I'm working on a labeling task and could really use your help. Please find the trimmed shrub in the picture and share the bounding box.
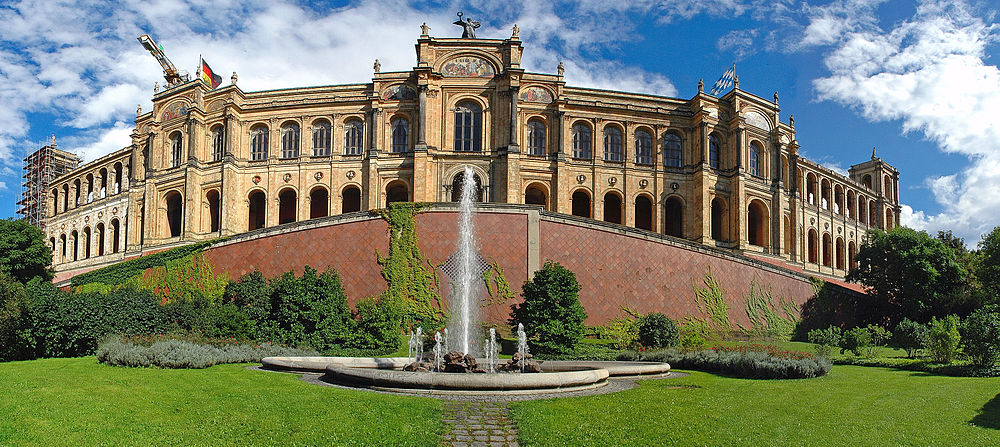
[839,326,872,357]
[891,319,928,358]
[807,326,842,358]
[96,335,317,369]
[510,261,588,354]
[536,342,621,361]
[345,296,404,353]
[638,313,679,348]
[679,326,707,349]
[961,307,1000,367]
[598,316,639,350]
[623,347,831,379]
[926,315,961,363]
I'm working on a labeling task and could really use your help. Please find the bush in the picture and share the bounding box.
[510,261,588,354]
[961,307,1000,367]
[866,324,892,357]
[96,335,317,368]
[0,272,34,361]
[535,342,622,361]
[679,326,707,349]
[623,347,831,379]
[926,315,961,363]
[598,316,639,350]
[638,313,679,348]
[807,326,842,358]
[345,296,404,353]
[839,326,873,357]
[891,319,928,358]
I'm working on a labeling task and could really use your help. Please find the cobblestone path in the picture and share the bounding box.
[441,400,519,447]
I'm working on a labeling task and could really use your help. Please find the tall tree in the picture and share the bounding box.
[847,227,968,325]
[976,226,1000,307]
[0,218,53,283]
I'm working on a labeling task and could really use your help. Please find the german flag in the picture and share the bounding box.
[199,56,222,89]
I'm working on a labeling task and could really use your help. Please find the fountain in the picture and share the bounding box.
[260,165,671,393]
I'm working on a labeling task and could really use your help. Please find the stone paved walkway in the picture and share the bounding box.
[441,400,519,447]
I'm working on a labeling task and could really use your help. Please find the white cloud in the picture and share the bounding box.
[0,0,687,171]
[807,0,1000,244]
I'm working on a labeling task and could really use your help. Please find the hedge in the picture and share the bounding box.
[621,347,832,379]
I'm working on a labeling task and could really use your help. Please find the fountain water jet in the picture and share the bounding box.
[448,166,482,355]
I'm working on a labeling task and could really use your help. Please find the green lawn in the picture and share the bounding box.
[0,357,441,446]
[511,365,1000,446]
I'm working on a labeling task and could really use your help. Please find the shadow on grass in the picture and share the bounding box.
[971,393,1000,430]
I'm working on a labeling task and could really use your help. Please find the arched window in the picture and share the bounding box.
[454,101,482,152]
[280,122,300,159]
[748,200,769,247]
[783,215,791,254]
[450,171,483,202]
[862,174,872,189]
[342,186,361,213]
[886,209,894,230]
[170,132,183,167]
[836,238,845,270]
[749,142,762,177]
[82,227,91,259]
[62,184,69,211]
[278,188,297,224]
[603,126,623,162]
[98,168,107,198]
[806,173,817,205]
[391,118,409,153]
[709,135,721,169]
[386,181,409,204]
[711,198,725,241]
[665,197,683,237]
[312,120,331,156]
[571,123,592,159]
[165,191,183,238]
[664,133,682,168]
[527,119,546,156]
[808,229,818,264]
[634,130,653,165]
[634,195,653,231]
[73,179,81,207]
[51,189,59,216]
[248,191,266,231]
[250,125,269,161]
[113,163,122,194]
[344,119,364,155]
[86,173,94,203]
[849,241,857,270]
[71,230,78,261]
[310,187,329,219]
[206,190,221,232]
[96,222,105,257]
[603,192,622,224]
[525,184,547,209]
[110,219,120,253]
[822,233,833,267]
[572,190,591,218]
[211,125,225,161]
[59,234,67,262]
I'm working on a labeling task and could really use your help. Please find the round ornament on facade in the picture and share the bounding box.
[84,216,89,223]
[253,175,261,185]
[347,170,356,180]
[639,179,649,189]
[112,207,118,215]
[576,174,586,183]
[838,227,842,234]
[824,223,829,230]
[851,231,855,237]
[314,172,323,181]
[283,173,292,183]
[671,182,679,191]
[810,218,815,225]
[97,211,103,219]
[608,177,617,186]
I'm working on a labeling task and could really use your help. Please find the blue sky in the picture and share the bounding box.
[1,0,998,245]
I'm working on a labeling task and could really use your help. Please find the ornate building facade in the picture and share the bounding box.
[43,25,900,281]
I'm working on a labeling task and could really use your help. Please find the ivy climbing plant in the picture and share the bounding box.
[682,269,732,336]
[481,260,516,307]
[375,203,445,331]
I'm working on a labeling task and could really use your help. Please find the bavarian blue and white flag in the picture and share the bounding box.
[710,64,736,96]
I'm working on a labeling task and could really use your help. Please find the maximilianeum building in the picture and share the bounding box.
[41,24,900,282]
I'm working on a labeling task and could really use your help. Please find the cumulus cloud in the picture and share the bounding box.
[804,0,1000,244]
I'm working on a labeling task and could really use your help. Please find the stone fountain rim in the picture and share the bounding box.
[261,356,670,377]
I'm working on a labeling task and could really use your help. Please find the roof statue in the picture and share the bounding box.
[373,59,381,73]
[453,12,480,38]
[420,22,430,36]
[557,61,565,76]
[512,24,519,38]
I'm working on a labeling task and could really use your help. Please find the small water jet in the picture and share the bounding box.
[485,328,499,373]
[448,166,482,355]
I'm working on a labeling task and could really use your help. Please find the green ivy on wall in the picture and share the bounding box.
[682,269,732,335]
[375,203,445,331]
[739,275,800,339]
[481,260,516,306]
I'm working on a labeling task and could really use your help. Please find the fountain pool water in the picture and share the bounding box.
[449,166,482,355]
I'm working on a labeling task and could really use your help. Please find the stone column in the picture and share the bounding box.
[417,85,428,146]
[509,86,520,149]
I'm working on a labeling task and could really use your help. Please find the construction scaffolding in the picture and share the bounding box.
[17,137,81,228]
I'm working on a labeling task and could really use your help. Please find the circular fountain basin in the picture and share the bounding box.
[261,356,670,394]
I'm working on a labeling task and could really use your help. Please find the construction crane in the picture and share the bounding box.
[138,34,189,87]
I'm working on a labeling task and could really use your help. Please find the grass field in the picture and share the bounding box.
[2,356,998,446]
[510,365,1000,446]
[0,357,441,446]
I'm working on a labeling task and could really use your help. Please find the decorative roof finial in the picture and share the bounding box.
[557,61,565,76]
[153,82,160,93]
[373,59,381,73]
[453,12,480,38]
[231,71,238,86]
[773,92,779,104]
[872,146,877,159]
[420,22,430,36]
[734,75,740,89]
[789,114,795,128]
[137,104,142,115]
[512,24,519,38]
[698,79,704,93]
[51,134,56,147]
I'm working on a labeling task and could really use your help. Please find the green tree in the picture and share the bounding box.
[0,272,35,361]
[510,261,588,354]
[961,306,1000,367]
[975,227,1000,307]
[891,318,928,358]
[266,266,353,350]
[0,218,53,283]
[847,227,968,325]
[926,315,961,363]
